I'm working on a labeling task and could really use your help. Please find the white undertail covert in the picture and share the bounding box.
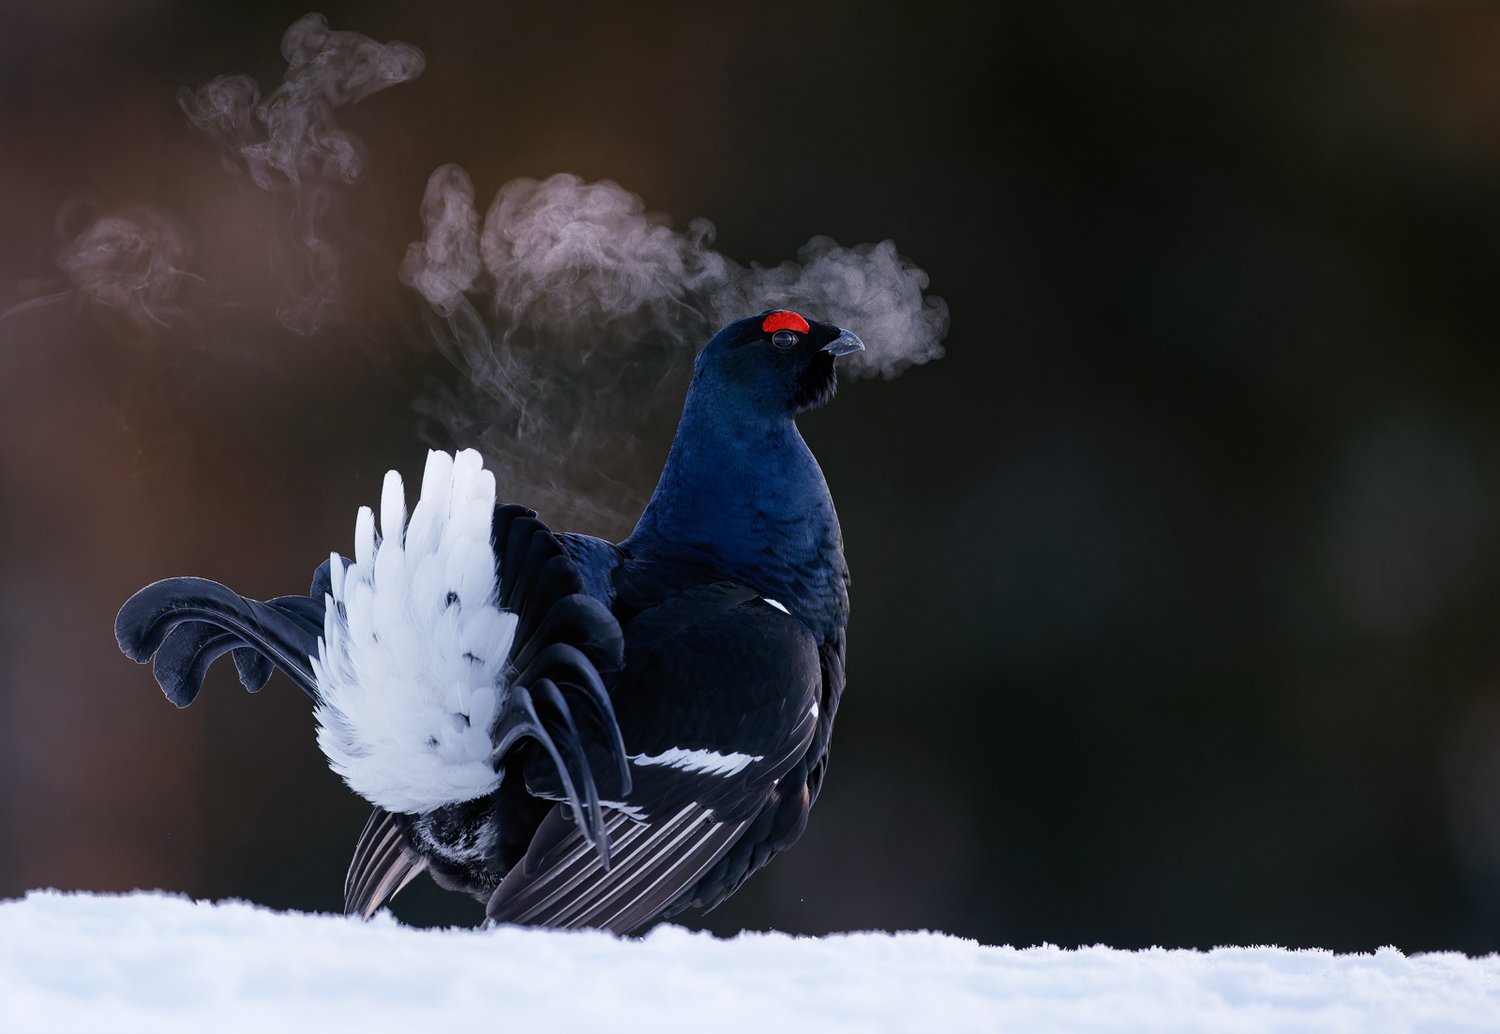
[312,449,516,814]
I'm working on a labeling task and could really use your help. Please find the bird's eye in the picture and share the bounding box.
[771,330,799,348]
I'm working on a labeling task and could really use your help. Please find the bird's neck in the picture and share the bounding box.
[627,390,848,631]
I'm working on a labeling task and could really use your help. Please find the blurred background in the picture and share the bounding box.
[4,0,1500,953]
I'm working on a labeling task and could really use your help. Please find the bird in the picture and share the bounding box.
[115,309,861,934]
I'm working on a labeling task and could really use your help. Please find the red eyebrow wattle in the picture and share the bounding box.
[761,311,810,334]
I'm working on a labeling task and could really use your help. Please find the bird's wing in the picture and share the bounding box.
[488,581,821,933]
[487,715,815,935]
[344,807,426,919]
[675,629,846,916]
[485,802,755,934]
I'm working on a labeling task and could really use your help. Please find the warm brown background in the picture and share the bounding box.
[5,0,1500,951]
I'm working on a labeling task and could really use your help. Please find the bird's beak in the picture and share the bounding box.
[821,329,864,358]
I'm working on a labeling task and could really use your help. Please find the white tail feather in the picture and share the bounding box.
[312,449,517,814]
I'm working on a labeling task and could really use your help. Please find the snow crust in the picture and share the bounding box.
[2,891,1497,1034]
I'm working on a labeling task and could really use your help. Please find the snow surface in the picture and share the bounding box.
[2,891,1497,1034]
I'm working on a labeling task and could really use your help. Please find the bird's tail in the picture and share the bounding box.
[310,449,628,857]
[115,449,629,864]
[115,564,334,706]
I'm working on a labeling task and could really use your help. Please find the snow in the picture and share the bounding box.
[2,891,1497,1034]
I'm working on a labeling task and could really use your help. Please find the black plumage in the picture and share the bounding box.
[116,310,861,932]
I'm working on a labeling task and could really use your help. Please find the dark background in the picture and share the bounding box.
[4,0,1500,953]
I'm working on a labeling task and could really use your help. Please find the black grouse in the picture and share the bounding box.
[116,309,861,933]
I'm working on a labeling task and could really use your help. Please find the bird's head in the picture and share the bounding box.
[690,310,865,419]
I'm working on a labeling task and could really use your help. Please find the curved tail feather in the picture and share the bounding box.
[490,504,630,862]
[115,576,326,706]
